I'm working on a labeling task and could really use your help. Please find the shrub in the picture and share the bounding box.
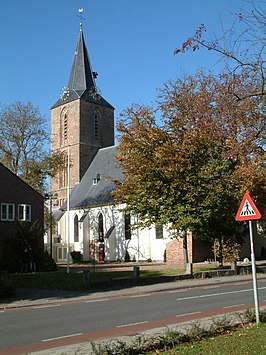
[70,251,82,264]
[39,251,57,271]
[124,250,131,262]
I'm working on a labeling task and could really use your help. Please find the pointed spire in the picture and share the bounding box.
[51,16,114,109]
[67,29,95,95]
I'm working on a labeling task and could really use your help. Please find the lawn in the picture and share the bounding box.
[158,323,266,354]
[9,268,179,291]
[9,264,218,291]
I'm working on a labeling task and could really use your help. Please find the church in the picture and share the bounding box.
[48,24,263,266]
[48,23,205,266]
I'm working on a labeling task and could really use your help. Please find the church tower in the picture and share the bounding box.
[50,25,114,207]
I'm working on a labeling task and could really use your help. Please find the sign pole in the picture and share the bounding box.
[249,220,260,324]
[235,193,262,324]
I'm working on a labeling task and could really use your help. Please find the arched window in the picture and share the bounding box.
[94,110,101,141]
[74,215,79,242]
[60,108,68,146]
[98,213,104,242]
[63,112,68,141]
[125,212,131,240]
[155,224,163,239]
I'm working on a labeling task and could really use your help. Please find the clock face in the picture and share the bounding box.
[89,85,102,100]
[60,86,70,101]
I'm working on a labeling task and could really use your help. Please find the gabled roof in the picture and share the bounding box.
[52,29,114,109]
[65,146,123,209]
[0,163,44,199]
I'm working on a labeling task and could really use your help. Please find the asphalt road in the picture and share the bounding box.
[1,278,266,353]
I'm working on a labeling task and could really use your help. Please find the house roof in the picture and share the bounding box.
[65,146,123,209]
[0,163,44,199]
[51,29,114,109]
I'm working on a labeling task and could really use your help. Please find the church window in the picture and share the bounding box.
[60,109,68,146]
[94,111,100,141]
[98,213,104,242]
[74,215,79,242]
[125,212,131,240]
[59,167,67,188]
[155,224,163,239]
[63,113,68,141]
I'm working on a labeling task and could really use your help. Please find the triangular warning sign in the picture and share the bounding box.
[235,193,261,221]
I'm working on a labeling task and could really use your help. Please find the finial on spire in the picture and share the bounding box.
[78,8,85,31]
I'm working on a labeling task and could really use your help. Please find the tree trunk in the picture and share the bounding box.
[218,236,223,267]
[183,232,188,270]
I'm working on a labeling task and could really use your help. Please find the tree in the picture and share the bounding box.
[173,1,266,262]
[0,101,65,193]
[174,1,265,100]
[114,70,265,266]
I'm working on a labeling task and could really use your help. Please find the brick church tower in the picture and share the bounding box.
[50,26,114,207]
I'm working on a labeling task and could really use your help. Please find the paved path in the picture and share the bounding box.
[1,273,265,354]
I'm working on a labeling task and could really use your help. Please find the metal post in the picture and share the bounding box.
[249,220,260,324]
[49,198,53,259]
[66,145,70,274]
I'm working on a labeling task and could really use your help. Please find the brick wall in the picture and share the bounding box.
[166,232,193,267]
[50,99,114,206]
[166,232,213,267]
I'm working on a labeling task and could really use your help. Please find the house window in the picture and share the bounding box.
[74,215,79,242]
[1,203,15,221]
[125,212,131,240]
[155,224,163,239]
[18,204,31,222]
[98,213,104,242]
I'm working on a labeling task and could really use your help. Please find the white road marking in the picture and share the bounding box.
[176,288,254,301]
[42,333,83,342]
[130,294,152,298]
[117,321,148,328]
[85,298,110,303]
[223,304,245,309]
[176,311,201,317]
[33,304,61,309]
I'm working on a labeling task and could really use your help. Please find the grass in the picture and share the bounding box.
[159,323,266,354]
[9,264,219,291]
[90,311,266,355]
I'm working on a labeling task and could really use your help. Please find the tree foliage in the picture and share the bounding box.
[114,70,265,243]
[174,1,266,100]
[0,101,65,193]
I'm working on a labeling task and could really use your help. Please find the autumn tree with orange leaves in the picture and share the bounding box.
[114,70,265,265]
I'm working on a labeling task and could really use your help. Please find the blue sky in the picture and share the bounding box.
[0,0,258,135]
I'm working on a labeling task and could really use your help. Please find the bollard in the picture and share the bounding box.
[83,270,90,288]
[185,263,193,275]
[133,266,140,280]
[231,261,237,274]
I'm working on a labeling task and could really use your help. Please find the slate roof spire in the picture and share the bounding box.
[52,26,114,109]
[67,28,95,96]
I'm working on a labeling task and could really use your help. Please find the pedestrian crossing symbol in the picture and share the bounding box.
[235,193,261,221]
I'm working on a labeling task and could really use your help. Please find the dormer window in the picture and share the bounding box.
[93,173,101,185]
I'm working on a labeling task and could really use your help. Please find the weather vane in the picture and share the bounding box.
[77,8,86,30]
